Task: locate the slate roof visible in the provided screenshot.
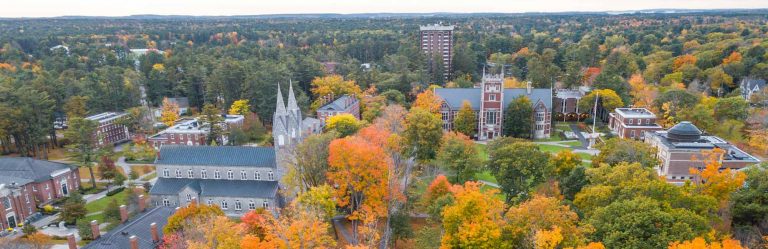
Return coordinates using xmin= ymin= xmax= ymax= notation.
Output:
xmin=82 ymin=206 xmax=176 ymax=249
xmin=0 ymin=157 xmax=73 ymax=184
xmin=155 ymin=145 xmax=276 ymax=168
xmin=150 ymin=178 xmax=279 ymax=199
xmin=165 ymin=97 xmax=190 ymax=108
xmin=317 ymin=95 xmax=357 ymax=111
xmin=741 ymin=78 xmax=766 ymax=89
xmin=434 ymin=88 xmax=553 ymax=110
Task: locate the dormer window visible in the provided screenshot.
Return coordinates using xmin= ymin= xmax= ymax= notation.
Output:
xmin=227 ymin=170 xmax=234 ymax=180
xmin=268 ymin=171 xmax=274 ymax=181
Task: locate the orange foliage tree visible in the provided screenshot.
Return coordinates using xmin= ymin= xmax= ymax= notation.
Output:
xmin=327 ymin=135 xmax=391 ymax=245
xmin=690 ymin=148 xmax=747 ymax=208
xmin=163 ymin=203 xmax=225 ymax=234
xmin=240 ymin=204 xmax=336 ymax=249
xmin=722 ymin=51 xmax=743 ymax=65
xmin=412 ymin=89 xmax=443 ymax=114
xmin=628 ymin=74 xmax=659 ymax=110
xmin=424 ymin=174 xmax=452 ymax=205
xmin=673 ymin=54 xmax=697 ymax=71
xmin=668 ymin=237 xmax=745 ymax=249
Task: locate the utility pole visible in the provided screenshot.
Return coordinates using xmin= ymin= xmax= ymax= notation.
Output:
xmin=588 ymin=91 xmax=599 ymax=149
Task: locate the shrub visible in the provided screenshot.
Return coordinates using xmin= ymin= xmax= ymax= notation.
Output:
xmin=43 ymin=205 xmax=54 ymax=214
xmin=77 ymin=221 xmax=93 ymax=240
xmin=106 ymin=187 xmax=125 ymax=196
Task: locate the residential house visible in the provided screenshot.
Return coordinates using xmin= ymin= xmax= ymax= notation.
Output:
xmin=85 ymin=112 xmax=131 ymax=146
xmin=316 ymin=95 xmax=361 ymax=124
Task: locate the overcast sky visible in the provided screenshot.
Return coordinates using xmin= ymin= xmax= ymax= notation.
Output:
xmin=3 ymin=0 xmax=768 ymax=18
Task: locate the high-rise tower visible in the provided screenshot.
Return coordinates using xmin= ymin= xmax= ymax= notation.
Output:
xmin=420 ymin=24 xmax=455 ymax=81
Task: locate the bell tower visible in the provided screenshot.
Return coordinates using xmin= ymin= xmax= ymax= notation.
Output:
xmin=479 ymin=67 xmax=504 ymax=140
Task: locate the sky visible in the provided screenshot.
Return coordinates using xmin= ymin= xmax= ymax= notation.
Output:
xmin=2 ymin=0 xmax=768 ymax=18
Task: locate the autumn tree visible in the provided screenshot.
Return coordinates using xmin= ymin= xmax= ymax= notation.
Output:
xmin=690 ymin=148 xmax=747 ymax=207
xmin=228 ymin=99 xmax=251 ymax=115
xmin=327 ymin=135 xmax=390 ymax=245
xmin=713 ymin=97 xmax=749 ymax=121
xmin=182 ymin=216 xmax=244 ymax=249
xmin=578 ymin=89 xmax=624 ymax=122
xmin=325 ymin=114 xmax=362 ymax=137
xmin=284 ymin=132 xmax=337 ymax=193
xmin=488 ymin=141 xmax=552 ymax=203
xmin=60 ymin=192 xmax=87 ymax=224
xmin=441 ymin=181 xmax=506 ymax=249
xmin=164 ymin=203 xmax=225 ymax=234
xmin=550 ymin=150 xmax=582 ymax=179
xmin=437 ymin=132 xmax=483 ymax=183
xmin=668 ymin=237 xmax=745 ymax=249
xmin=240 ymin=203 xmax=336 ymax=249
xmin=296 ymin=184 xmax=337 ymax=220
xmin=593 ymin=137 xmax=658 ymax=168
xmin=403 ymin=107 xmax=443 ymax=162
xmin=627 ymin=74 xmax=658 ymax=109
xmin=505 ymin=195 xmax=584 ymax=248
xmin=453 ymin=101 xmax=476 ymax=137
xmin=731 ymin=163 xmax=768 ymax=248
xmin=161 ymin=97 xmax=180 ymax=127
xmin=503 ymin=96 xmax=534 ymax=138
xmin=413 ymin=89 xmax=443 ymax=114
xmin=310 ymin=75 xmax=362 ymax=111
xmin=64 ymin=95 xmax=89 ymax=118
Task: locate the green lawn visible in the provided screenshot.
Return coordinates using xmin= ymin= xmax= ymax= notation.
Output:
xmin=576 ymin=152 xmax=594 ymax=160
xmin=537 ymin=144 xmax=571 ymax=153
xmin=474 ymin=171 xmax=498 ymax=184
xmin=85 ymin=190 xmax=128 ymax=214
xmin=84 ymin=212 xmax=104 ymax=223
xmin=479 ymin=184 xmax=506 ymax=201
xmin=475 ymin=143 xmax=488 ymax=160
xmin=140 ymin=172 xmax=157 ymax=181
xmin=561 ymin=140 xmax=583 ymax=147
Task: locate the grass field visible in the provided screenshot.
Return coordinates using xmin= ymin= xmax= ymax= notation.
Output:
xmin=474 ymin=171 xmax=498 ymax=184
xmin=140 ymin=172 xmax=157 ymax=181
xmin=85 ymin=190 xmax=128 ymax=214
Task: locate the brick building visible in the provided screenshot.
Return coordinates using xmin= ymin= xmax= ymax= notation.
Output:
xmin=608 ymin=108 xmax=663 ymax=140
xmin=86 ymin=112 xmax=130 ymax=146
xmin=420 ymin=24 xmax=454 ymax=80
xmin=316 ymin=95 xmax=360 ymax=125
xmin=147 ymin=119 xmax=208 ymax=149
xmin=434 ymin=73 xmax=552 ymax=140
xmin=645 ymin=122 xmax=761 ymax=184
xmin=0 ymin=158 xmax=80 ymax=230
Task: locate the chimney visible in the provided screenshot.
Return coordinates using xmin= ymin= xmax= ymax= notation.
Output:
xmin=526 ymin=81 xmax=532 ymax=95
xmin=90 ymin=220 xmax=100 ymax=239
xmin=190 ymin=197 xmax=197 ymax=205
xmin=67 ymin=233 xmax=77 ymax=249
xmin=120 ymin=205 xmax=128 ymax=223
xmin=129 ymin=235 xmax=138 ymax=249
xmin=150 ymin=222 xmax=159 ymax=242
xmin=138 ymin=195 xmax=146 ymax=212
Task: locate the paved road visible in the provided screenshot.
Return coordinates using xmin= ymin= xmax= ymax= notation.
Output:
xmin=569 ymin=124 xmax=589 ymax=149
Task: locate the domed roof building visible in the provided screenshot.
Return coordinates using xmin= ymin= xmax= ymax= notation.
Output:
xmin=644 ymin=121 xmax=761 ymax=185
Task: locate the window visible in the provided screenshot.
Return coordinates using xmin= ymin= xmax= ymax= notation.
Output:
xmin=163 ymin=169 xmax=169 ymax=177
xmin=2 ymin=197 xmax=10 ymax=210
xmin=262 ymin=201 xmax=269 ymax=209
xmin=45 ymin=184 xmax=49 ymax=190
xmin=489 ymin=94 xmax=496 ymax=101
xmin=207 ymin=199 xmax=213 ymax=205
xmin=48 ymin=192 xmax=52 ymax=200
xmin=249 ymin=201 xmax=256 ymax=210
xmin=268 ymin=171 xmax=274 ymax=181
xmin=220 ymin=200 xmax=228 ymax=210
xmin=255 ymin=171 xmax=261 ymax=180
xmin=24 ymin=194 xmax=29 ymax=204
xmin=201 ymin=170 xmax=207 ymax=179
xmin=241 ymin=171 xmax=247 ymax=180
xmin=628 ymin=118 xmax=634 ymax=125
xmin=188 ymin=169 xmax=194 ymax=178
xmin=536 ymin=112 xmax=545 ymax=122
xmin=486 ymin=111 xmax=497 ymax=125
xmin=630 ymin=130 xmax=636 ymax=138
xmin=32 ymin=186 xmax=36 ymax=192
xmin=186 ymin=194 xmax=192 ymax=202
xmin=176 ymin=169 xmax=182 ymax=178
xmin=214 ymin=170 xmax=221 ymax=179
xmin=227 ymin=170 xmax=234 ymax=180
xmin=637 ymin=119 xmax=643 ymax=125
xmin=235 ymin=200 xmax=242 ymax=210
xmin=162 ymin=199 xmax=170 ymax=207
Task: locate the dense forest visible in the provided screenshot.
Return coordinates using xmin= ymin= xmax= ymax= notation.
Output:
xmin=2 ymin=12 xmax=768 ymax=249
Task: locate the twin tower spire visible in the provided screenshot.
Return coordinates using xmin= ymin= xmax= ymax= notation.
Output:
xmin=273 ymin=81 xmax=303 ymax=148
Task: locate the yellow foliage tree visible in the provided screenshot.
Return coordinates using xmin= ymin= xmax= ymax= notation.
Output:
xmin=505 ymin=195 xmax=583 ymax=248
xmin=628 ymin=74 xmax=658 ymax=109
xmin=152 ymin=63 xmax=165 ymax=71
xmin=668 ymin=237 xmax=745 ymax=249
xmin=325 ymin=114 xmax=362 ymax=137
xmin=535 ymin=226 xmax=564 ymax=249
xmin=228 ymin=99 xmax=251 ymax=115
xmin=441 ymin=181 xmax=505 ymax=249
xmin=504 ymin=77 xmax=527 ymax=88
xmin=240 ymin=204 xmax=336 ymax=249
xmin=161 ymin=97 xmax=180 ymax=127
xmin=673 ymin=54 xmax=697 ymax=71
xmin=690 ymin=148 xmax=747 ymax=208
xmin=310 ymin=75 xmax=362 ymax=110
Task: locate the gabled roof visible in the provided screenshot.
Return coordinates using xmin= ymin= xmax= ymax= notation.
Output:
xmin=317 ymin=95 xmax=358 ymax=112
xmin=434 ymin=88 xmax=553 ymax=110
xmin=165 ymin=97 xmax=189 ymax=108
xmin=150 ymin=178 xmax=279 ymax=199
xmin=741 ymin=78 xmax=766 ymax=89
xmin=82 ymin=206 xmax=176 ymax=249
xmin=156 ymin=145 xmax=276 ymax=168
xmin=0 ymin=157 xmax=73 ymax=184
